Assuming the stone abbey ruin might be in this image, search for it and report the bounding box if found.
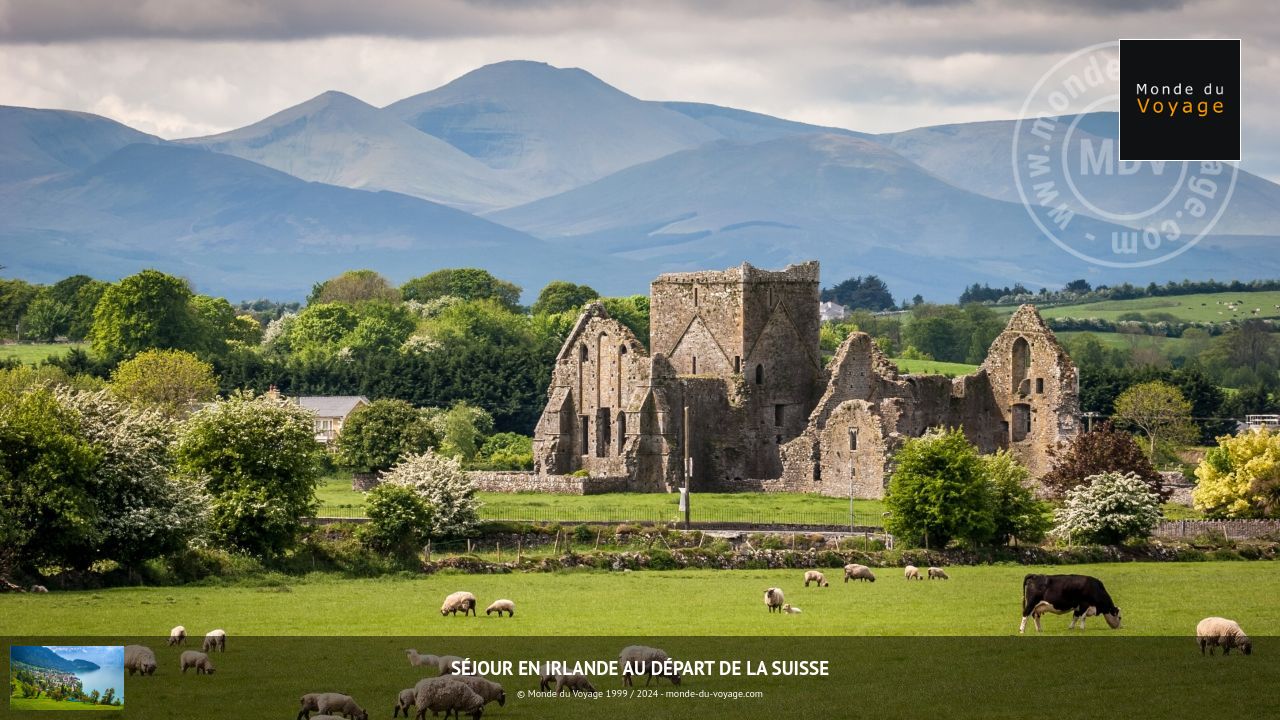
[531,262,1079,498]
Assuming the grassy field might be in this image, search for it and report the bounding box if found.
[1007,291,1280,323]
[4,564,1274,719]
[889,357,979,376]
[0,341,85,364]
[9,696,120,711]
[1057,330,1193,354]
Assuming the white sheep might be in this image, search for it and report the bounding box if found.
[485,599,515,617]
[782,604,802,614]
[451,675,506,707]
[297,692,369,720]
[413,677,486,720]
[1196,617,1253,656]
[406,649,440,668]
[928,567,949,580]
[441,591,478,617]
[124,645,157,676]
[436,655,467,676]
[393,688,416,718]
[168,625,187,646]
[203,629,226,653]
[179,650,215,675]
[30,585,48,593]
[803,571,829,587]
[843,564,876,583]
[555,673,597,696]
[619,645,682,687]
[764,587,785,613]
[904,565,923,581]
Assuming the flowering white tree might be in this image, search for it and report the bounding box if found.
[380,451,481,538]
[1053,471,1162,545]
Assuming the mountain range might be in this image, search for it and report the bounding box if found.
[11,646,100,673]
[2,60,1277,301]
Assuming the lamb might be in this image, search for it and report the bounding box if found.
[413,677,486,720]
[904,565,923,581]
[555,673,597,696]
[803,571,829,587]
[928,567,950,580]
[393,688,417,718]
[441,591,478,617]
[450,675,506,707]
[764,587,785,613]
[203,629,226,653]
[619,645,682,687]
[406,649,440,668]
[843,564,876,583]
[782,604,802,614]
[297,692,369,720]
[168,625,187,646]
[485,599,515,617]
[124,645,157,676]
[30,585,48,593]
[179,650,215,675]
[1196,617,1253,656]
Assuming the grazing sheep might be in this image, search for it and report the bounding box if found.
[436,655,467,676]
[782,604,802,614]
[619,645,682,687]
[904,565,923,581]
[764,587,785,613]
[536,663,556,691]
[179,650,215,675]
[124,645,157,676]
[928,567,949,580]
[843,564,876,583]
[203,629,226,653]
[485,599,515,617]
[555,673,597,696]
[406,649,440,668]
[168,625,187,646]
[297,692,369,720]
[393,688,417,718]
[1196,617,1253,656]
[451,675,506,707]
[441,591,478,617]
[803,571,828,587]
[413,677,486,720]
[30,585,48,593]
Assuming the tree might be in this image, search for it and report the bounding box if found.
[1053,472,1161,544]
[1113,381,1198,457]
[884,429,994,547]
[90,270,197,359]
[378,451,481,538]
[110,349,218,417]
[1193,429,1280,518]
[600,295,650,348]
[285,303,358,354]
[820,275,895,311]
[400,268,522,311]
[474,432,534,470]
[174,391,321,557]
[0,278,38,340]
[360,483,433,558]
[1041,422,1164,498]
[334,399,438,473]
[21,292,72,341]
[429,402,494,463]
[309,269,400,305]
[532,281,600,315]
[983,450,1051,544]
[1064,279,1092,293]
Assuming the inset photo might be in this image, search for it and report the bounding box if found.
[9,646,124,712]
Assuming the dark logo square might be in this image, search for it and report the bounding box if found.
[1120,39,1240,161]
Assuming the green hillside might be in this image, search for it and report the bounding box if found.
[891,357,979,376]
[1000,291,1280,323]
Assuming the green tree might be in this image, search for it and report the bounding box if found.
[474,432,534,470]
[0,278,38,340]
[1053,471,1161,544]
[884,429,995,547]
[400,268,522,311]
[982,450,1051,544]
[820,275,895,311]
[174,391,321,557]
[286,303,359,354]
[309,269,400,305]
[90,269,197,359]
[430,401,494,463]
[66,279,109,341]
[532,281,600,315]
[1041,422,1163,498]
[378,451,480,538]
[334,399,438,473]
[360,483,433,558]
[20,292,72,342]
[600,295,651,348]
[110,349,218,417]
[1193,429,1280,518]
[1114,381,1198,458]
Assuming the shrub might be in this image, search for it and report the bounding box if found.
[361,484,433,558]
[983,450,1051,544]
[379,451,481,539]
[885,429,994,547]
[1053,471,1162,545]
[334,398,437,473]
[473,432,534,470]
[1193,429,1280,518]
[1042,422,1164,498]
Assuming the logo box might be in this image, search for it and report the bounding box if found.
[1119,39,1240,161]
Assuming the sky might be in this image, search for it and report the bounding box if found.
[1,0,1277,179]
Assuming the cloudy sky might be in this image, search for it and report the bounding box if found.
[2,0,1276,178]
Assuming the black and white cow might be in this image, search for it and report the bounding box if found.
[1020,574,1122,633]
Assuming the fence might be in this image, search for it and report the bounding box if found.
[311,504,886,530]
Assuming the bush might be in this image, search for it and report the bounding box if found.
[1193,429,1280,518]
[885,429,994,547]
[983,450,1051,544]
[334,398,438,473]
[473,432,534,470]
[361,484,433,558]
[1042,422,1164,498]
[1053,472,1162,545]
[379,451,481,539]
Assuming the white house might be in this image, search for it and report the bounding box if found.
[294,395,370,443]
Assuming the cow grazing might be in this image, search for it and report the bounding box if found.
[1020,574,1121,634]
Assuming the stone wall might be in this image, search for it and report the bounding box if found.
[1154,519,1280,540]
[466,471,629,495]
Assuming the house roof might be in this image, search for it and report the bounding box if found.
[295,396,369,419]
